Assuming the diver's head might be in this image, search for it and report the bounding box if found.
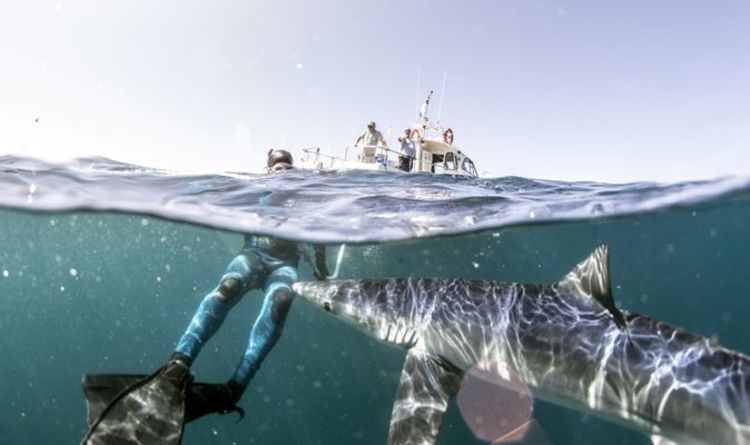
[267,149,294,173]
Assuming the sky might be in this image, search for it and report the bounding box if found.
[1,0,748,182]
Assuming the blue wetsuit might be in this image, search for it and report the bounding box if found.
[174,235,326,391]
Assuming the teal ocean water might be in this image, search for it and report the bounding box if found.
[1,156,749,444]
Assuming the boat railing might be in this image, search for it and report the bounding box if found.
[302,145,418,172]
[301,147,340,160]
[300,147,346,168]
[347,145,409,164]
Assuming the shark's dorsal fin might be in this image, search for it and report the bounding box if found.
[556,245,627,330]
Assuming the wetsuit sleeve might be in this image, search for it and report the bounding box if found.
[300,244,329,280]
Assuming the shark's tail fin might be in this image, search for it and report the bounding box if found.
[556,245,627,330]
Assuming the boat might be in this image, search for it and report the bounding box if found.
[299,91,479,177]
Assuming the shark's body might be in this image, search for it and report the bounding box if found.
[293,247,750,445]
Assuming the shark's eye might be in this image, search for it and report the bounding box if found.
[323,302,332,312]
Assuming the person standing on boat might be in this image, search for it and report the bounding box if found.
[355,121,388,163]
[81,149,331,442]
[355,121,389,148]
[397,128,417,172]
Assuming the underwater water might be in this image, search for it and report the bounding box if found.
[1,156,749,444]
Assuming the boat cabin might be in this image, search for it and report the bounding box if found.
[298,91,479,177]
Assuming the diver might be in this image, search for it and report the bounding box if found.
[81,149,330,444]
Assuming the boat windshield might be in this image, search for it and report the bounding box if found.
[445,152,456,170]
[461,158,477,177]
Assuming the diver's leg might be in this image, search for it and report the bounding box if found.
[83,254,259,435]
[229,265,298,390]
[173,254,257,365]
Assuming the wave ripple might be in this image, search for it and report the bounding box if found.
[1,156,748,243]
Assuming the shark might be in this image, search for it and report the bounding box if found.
[292,246,750,445]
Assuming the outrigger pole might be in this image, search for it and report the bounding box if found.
[418,90,434,126]
[437,70,447,123]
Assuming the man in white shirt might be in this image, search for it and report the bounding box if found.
[397,128,417,171]
[355,121,388,148]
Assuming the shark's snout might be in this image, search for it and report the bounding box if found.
[292,281,334,304]
[291,282,307,296]
[294,280,346,315]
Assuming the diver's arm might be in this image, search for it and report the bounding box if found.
[313,245,329,280]
[380,133,389,148]
[300,244,329,280]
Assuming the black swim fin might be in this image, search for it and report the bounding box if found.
[81,361,244,445]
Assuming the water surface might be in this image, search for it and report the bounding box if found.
[0,156,748,444]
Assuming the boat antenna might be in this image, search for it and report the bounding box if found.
[415,68,422,119]
[436,69,447,123]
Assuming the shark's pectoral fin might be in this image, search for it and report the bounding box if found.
[650,434,679,445]
[556,245,627,330]
[388,349,463,445]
